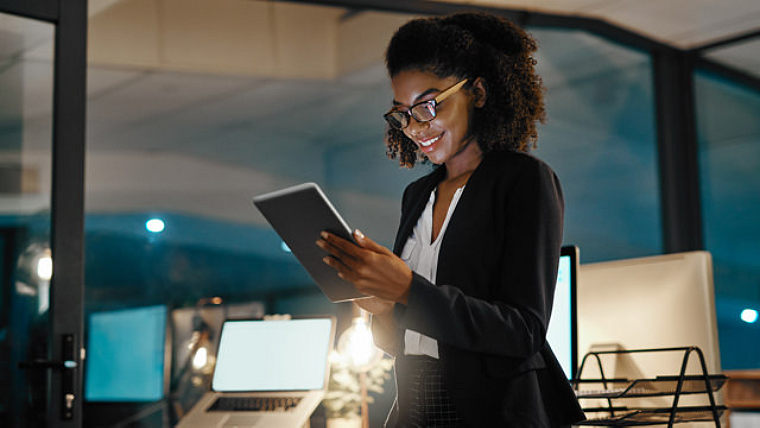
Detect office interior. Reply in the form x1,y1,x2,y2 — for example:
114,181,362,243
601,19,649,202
1,0,758,426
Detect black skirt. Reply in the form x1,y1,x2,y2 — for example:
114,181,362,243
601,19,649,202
398,355,466,427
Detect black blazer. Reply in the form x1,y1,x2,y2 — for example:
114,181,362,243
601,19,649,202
373,151,585,427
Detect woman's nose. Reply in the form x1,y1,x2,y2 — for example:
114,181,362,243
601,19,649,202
405,117,430,139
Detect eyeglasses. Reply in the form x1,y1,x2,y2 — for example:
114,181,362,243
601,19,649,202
384,78,468,130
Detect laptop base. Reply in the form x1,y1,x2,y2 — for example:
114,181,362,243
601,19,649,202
177,391,323,428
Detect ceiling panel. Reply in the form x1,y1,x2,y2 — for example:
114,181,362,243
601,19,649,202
704,37,760,79
87,68,261,149
666,12,760,48
587,0,760,48
436,0,605,13
437,0,760,49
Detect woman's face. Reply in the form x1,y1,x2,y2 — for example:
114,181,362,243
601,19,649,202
390,70,478,166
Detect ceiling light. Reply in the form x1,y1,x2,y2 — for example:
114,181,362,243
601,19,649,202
740,309,758,324
145,218,165,233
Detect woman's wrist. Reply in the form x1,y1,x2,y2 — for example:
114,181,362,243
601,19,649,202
396,266,413,305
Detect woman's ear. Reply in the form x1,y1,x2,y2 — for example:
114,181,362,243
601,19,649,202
472,77,487,108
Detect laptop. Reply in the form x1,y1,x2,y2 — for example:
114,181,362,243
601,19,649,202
177,317,335,428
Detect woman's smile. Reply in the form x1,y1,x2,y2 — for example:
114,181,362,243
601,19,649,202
417,132,444,151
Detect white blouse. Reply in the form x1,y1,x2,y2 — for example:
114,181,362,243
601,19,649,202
400,185,466,359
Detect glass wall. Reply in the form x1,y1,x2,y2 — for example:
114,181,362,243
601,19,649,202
0,12,54,426
530,28,661,262
695,71,760,370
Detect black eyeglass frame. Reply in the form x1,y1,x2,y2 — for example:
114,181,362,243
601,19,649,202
383,78,469,130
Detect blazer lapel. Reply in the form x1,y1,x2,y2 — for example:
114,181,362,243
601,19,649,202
436,154,491,284
392,166,445,255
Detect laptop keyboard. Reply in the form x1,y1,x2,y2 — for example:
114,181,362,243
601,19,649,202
207,396,302,412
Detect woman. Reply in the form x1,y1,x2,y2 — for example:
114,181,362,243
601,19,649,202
317,12,584,427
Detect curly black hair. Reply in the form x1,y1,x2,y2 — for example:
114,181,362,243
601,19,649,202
384,12,546,167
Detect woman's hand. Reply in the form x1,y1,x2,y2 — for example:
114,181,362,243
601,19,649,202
316,229,413,304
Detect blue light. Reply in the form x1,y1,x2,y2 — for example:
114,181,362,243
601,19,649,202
281,241,291,253
740,309,758,324
145,218,165,233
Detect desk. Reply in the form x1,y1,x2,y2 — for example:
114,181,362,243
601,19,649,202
724,370,760,428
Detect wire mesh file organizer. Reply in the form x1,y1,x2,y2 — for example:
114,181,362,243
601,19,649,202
572,347,727,426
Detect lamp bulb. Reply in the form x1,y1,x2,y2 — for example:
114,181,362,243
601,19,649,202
36,251,53,281
337,317,382,371
192,346,208,370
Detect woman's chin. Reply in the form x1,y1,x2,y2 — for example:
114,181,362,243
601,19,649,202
420,150,445,165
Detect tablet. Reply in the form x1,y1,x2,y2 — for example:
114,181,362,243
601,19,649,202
253,182,367,302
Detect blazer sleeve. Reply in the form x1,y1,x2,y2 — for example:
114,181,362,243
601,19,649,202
393,158,564,358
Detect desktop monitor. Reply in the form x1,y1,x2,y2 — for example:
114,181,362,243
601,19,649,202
577,251,721,376
546,245,579,380
85,305,170,402
577,251,723,418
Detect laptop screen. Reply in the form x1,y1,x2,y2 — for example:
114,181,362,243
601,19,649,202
211,318,333,392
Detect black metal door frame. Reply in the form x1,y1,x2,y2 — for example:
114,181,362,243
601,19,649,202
0,0,87,426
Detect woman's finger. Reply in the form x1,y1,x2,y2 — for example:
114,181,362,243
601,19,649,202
322,254,358,282
320,231,367,258
316,236,360,263
318,238,370,279
353,229,393,255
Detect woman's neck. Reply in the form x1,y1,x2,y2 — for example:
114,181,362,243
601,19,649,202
444,137,483,182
